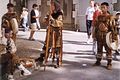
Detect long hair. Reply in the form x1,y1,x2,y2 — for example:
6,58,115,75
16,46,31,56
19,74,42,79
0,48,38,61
51,0,61,12
51,0,63,19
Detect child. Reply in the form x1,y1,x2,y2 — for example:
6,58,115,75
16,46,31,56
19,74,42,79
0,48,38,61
1,29,31,80
86,0,95,44
93,2,118,70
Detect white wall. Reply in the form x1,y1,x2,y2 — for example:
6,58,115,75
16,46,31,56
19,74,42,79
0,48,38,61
0,0,9,37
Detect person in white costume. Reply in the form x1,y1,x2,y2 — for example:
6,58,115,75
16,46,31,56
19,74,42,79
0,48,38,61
20,7,29,31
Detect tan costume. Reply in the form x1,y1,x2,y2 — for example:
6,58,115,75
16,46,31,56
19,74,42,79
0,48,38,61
93,14,118,69
1,12,18,42
37,11,63,68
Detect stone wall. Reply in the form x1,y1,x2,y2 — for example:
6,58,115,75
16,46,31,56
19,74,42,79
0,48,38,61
74,0,113,32
114,0,120,11
0,0,9,37
9,0,117,31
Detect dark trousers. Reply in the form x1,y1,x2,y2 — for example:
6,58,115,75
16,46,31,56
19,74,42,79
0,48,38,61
86,20,92,38
1,53,20,77
96,34,112,64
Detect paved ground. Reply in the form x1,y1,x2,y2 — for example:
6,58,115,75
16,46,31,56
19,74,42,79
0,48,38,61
2,29,120,80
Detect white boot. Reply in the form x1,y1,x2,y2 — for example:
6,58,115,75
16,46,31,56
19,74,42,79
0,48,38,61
8,75,14,80
18,64,32,76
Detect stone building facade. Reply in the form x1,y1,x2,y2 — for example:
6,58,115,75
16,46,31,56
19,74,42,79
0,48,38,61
26,0,74,30
0,0,9,37
9,0,74,30
0,0,119,31
74,0,117,31
113,0,120,11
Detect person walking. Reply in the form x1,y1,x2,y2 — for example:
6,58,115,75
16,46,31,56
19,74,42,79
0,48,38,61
20,7,29,31
29,4,40,40
85,0,95,44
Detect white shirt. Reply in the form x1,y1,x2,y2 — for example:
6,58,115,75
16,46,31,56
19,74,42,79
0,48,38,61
86,7,95,20
34,10,41,28
21,11,28,19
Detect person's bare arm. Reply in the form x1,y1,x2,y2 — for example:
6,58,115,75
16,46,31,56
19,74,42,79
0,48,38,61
32,16,39,19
